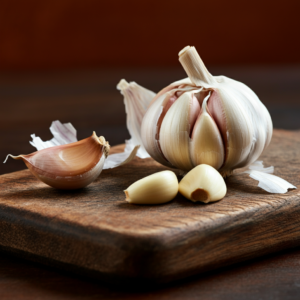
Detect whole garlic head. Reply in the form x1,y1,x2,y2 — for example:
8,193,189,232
141,46,273,176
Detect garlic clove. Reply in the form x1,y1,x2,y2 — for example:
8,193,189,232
141,85,200,168
141,93,174,168
179,164,227,203
159,91,200,171
190,93,224,170
124,170,178,204
6,133,110,190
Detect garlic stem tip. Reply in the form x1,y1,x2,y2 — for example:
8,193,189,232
124,190,130,202
97,135,110,157
3,154,11,163
3,154,20,163
117,79,129,91
178,46,191,57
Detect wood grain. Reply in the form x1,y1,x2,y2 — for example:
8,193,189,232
0,129,299,285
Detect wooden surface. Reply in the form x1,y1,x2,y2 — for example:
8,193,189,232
0,130,299,285
3,248,300,300
0,68,299,298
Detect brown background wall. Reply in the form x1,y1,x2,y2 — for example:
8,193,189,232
0,0,300,70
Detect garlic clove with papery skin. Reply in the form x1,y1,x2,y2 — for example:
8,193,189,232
179,164,227,203
159,91,201,171
5,132,110,190
190,92,224,170
124,171,178,204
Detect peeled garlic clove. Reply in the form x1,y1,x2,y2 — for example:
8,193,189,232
190,92,224,170
179,164,227,203
124,170,178,204
6,133,110,190
159,91,200,171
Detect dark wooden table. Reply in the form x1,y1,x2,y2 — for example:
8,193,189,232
0,68,299,299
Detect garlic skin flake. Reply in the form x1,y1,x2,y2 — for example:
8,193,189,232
179,164,227,203
124,171,178,204
30,120,77,150
241,161,296,194
117,79,154,159
29,120,140,170
5,133,110,190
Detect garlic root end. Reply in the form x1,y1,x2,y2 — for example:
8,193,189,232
124,190,130,202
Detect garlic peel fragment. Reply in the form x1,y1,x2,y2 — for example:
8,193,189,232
117,79,154,159
125,171,178,204
104,144,140,169
30,120,77,150
241,161,296,194
244,170,296,194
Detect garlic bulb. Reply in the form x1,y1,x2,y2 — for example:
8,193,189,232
5,132,110,189
179,164,226,203
118,46,296,194
124,171,178,204
141,46,273,176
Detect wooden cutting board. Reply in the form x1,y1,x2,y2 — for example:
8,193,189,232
0,129,299,285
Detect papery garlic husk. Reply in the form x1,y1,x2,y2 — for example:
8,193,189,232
179,164,227,203
5,132,110,190
141,45,273,177
124,171,178,204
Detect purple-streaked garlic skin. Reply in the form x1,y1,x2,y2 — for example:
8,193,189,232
11,133,109,189
141,46,273,176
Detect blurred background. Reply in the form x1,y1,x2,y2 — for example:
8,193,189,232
1,0,300,175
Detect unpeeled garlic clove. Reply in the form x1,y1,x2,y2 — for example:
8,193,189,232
124,170,178,204
159,91,201,171
5,132,110,190
190,92,224,170
179,164,227,203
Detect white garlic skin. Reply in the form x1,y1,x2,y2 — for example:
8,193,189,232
179,164,227,203
124,171,178,204
141,46,273,176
